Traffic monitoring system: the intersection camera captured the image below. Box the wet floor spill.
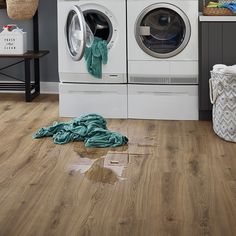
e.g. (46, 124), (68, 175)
(69, 158), (98, 174)
(69, 152), (129, 184)
(70, 139), (157, 184)
(73, 144), (129, 159)
(137, 144), (158, 148)
(84, 159), (120, 185)
(73, 144), (109, 160)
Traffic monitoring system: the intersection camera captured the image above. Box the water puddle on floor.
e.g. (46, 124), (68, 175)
(84, 158), (124, 184)
(69, 145), (129, 184)
(69, 138), (157, 184)
(69, 158), (98, 174)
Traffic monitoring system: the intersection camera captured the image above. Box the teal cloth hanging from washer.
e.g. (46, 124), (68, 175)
(33, 114), (128, 148)
(84, 37), (108, 79)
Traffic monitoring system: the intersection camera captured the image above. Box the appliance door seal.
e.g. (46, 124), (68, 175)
(135, 3), (191, 59)
(65, 5), (87, 61)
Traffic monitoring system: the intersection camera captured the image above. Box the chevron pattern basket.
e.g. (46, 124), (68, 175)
(210, 71), (236, 142)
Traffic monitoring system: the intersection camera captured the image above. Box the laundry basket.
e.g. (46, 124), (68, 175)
(6, 0), (39, 20)
(209, 71), (236, 142)
(203, 7), (234, 16)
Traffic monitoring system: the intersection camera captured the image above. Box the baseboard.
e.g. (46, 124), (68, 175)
(40, 82), (59, 94)
(199, 110), (212, 121)
(0, 81), (59, 94)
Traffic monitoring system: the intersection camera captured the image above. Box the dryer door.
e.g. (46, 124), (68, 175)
(135, 3), (191, 59)
(66, 5), (87, 61)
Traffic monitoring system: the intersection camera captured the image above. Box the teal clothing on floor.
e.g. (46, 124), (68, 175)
(84, 37), (108, 79)
(33, 114), (128, 148)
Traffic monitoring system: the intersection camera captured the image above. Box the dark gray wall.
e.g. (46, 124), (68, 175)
(38, 0), (58, 82)
(199, 0), (211, 11)
(0, 10), (33, 81)
(0, 0), (58, 82)
(199, 21), (236, 120)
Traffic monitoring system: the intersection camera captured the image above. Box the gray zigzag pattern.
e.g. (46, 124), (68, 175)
(211, 71), (236, 143)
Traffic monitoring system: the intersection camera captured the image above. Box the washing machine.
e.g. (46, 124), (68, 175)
(57, 0), (127, 118)
(127, 0), (199, 120)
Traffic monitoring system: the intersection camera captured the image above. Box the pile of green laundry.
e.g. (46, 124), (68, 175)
(33, 114), (128, 148)
(84, 37), (108, 79)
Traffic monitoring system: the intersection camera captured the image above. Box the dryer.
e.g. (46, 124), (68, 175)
(57, 0), (127, 118)
(127, 0), (199, 120)
(128, 0), (198, 84)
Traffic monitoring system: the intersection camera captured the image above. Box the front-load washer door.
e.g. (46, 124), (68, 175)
(66, 5), (87, 61)
(83, 9), (113, 45)
(135, 3), (191, 59)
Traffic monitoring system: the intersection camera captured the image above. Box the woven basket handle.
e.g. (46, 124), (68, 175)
(209, 78), (218, 104)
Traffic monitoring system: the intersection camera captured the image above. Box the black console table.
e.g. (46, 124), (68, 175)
(0, 50), (49, 102)
(0, 3), (49, 102)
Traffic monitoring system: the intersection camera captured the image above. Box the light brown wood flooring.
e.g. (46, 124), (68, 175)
(0, 94), (236, 236)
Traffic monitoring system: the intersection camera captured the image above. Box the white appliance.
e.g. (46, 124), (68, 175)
(57, 0), (127, 118)
(127, 0), (199, 120)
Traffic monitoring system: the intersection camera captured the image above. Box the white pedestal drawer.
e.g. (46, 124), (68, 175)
(59, 83), (128, 119)
(128, 85), (199, 120)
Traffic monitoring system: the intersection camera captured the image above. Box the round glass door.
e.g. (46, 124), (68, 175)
(66, 6), (86, 61)
(135, 3), (191, 58)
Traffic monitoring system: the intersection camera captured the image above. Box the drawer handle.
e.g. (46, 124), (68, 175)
(137, 91), (188, 96)
(68, 91), (120, 95)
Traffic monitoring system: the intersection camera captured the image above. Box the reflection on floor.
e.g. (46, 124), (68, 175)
(0, 94), (236, 236)
(71, 145), (129, 183)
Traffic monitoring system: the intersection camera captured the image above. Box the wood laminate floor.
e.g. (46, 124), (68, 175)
(0, 94), (236, 236)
